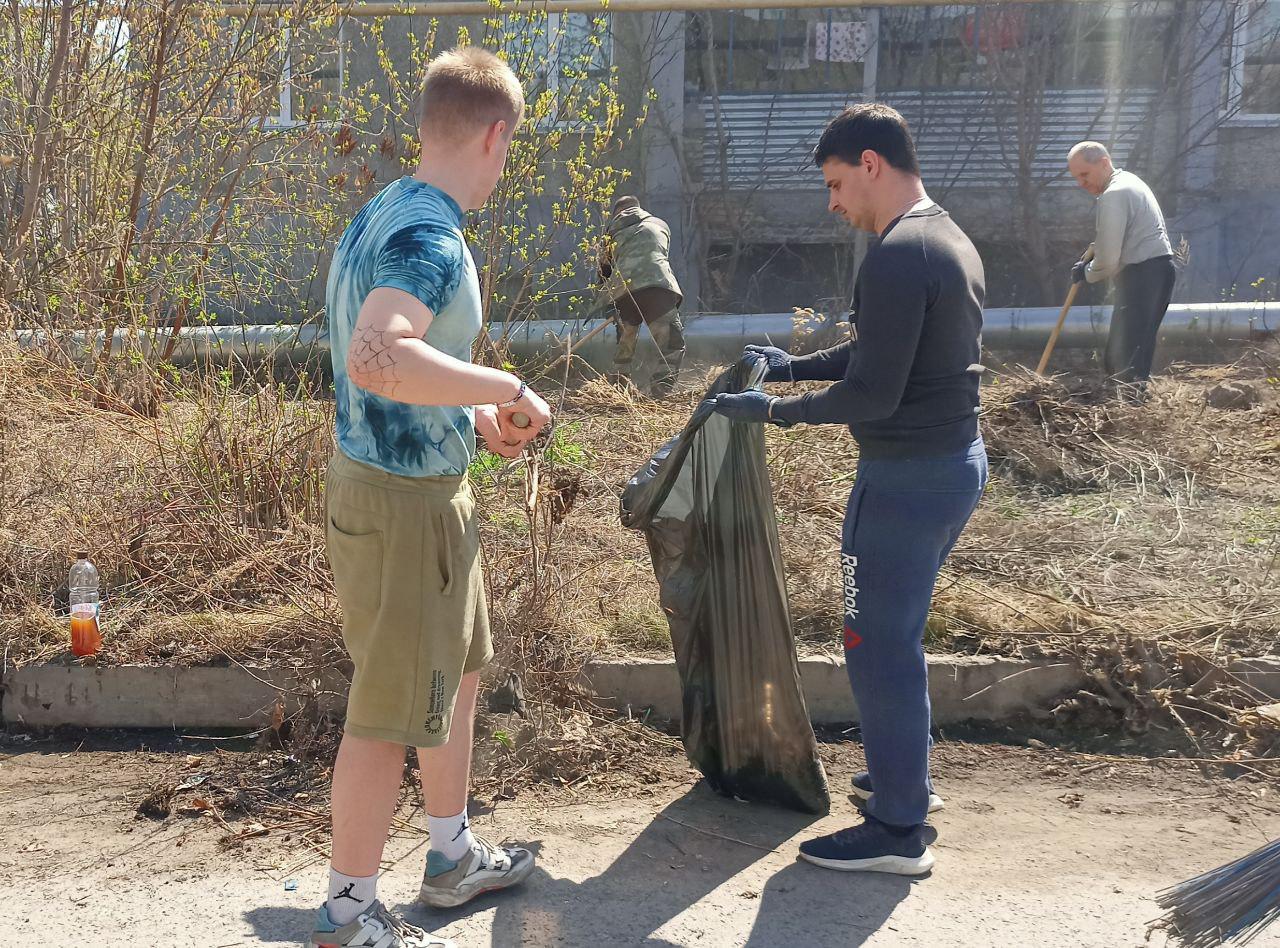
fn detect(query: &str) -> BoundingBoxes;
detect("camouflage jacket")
[598,208,683,307]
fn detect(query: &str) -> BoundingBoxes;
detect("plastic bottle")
[69,552,102,657]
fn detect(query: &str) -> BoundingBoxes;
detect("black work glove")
[1071,260,1089,285]
[708,391,794,427]
[743,344,793,382]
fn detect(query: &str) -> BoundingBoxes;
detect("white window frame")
[1225,0,1280,127]
[261,19,347,130]
[539,12,613,128]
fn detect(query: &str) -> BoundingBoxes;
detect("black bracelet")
[498,381,526,409]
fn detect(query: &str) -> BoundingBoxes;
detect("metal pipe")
[497,312,828,367]
[14,303,1278,368]
[215,0,1118,16]
[981,302,1279,350]
[11,312,830,365]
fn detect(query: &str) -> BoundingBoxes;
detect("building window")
[1228,0,1280,122]
[498,13,611,126]
[877,3,1172,93]
[92,17,131,69]
[220,18,346,128]
[269,21,347,128]
[687,5,1174,96]
[687,9,870,95]
[519,13,611,126]
[551,13,612,83]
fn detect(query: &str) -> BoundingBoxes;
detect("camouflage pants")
[613,308,686,394]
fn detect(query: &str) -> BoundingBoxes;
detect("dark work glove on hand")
[743,345,794,383]
[710,390,788,425]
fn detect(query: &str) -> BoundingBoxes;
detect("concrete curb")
[0,665,350,730]
[3,656,1277,730]
[585,655,1090,724]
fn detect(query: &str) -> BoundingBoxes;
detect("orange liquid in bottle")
[70,610,102,657]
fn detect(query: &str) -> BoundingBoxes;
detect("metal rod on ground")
[1036,248,1095,375]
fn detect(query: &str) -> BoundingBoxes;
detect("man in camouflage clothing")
[597,195,686,395]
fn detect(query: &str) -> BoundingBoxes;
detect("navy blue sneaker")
[850,770,945,814]
[798,817,935,875]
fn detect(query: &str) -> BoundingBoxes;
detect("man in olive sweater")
[1068,141,1175,390]
[597,196,686,395]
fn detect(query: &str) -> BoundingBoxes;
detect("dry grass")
[3,341,1280,767]
[743,362,1280,665]
[0,343,338,669]
[946,363,1280,655]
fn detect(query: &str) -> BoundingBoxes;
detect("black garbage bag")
[620,358,831,814]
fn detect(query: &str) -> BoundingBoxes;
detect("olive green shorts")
[325,451,492,748]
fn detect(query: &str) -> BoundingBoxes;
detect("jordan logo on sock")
[334,883,362,903]
[452,818,470,842]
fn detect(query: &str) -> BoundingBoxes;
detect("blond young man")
[312,48,549,948]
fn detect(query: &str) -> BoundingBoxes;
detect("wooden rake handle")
[1036,248,1095,376]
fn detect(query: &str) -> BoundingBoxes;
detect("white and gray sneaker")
[308,900,454,948]
[850,771,945,814]
[418,835,535,909]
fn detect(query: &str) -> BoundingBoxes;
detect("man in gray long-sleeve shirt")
[1068,141,1175,388]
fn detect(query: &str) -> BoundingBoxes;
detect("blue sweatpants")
[841,437,988,828]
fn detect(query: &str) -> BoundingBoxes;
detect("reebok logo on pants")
[842,553,863,649]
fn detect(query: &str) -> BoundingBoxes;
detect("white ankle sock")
[428,807,475,861]
[326,869,377,926]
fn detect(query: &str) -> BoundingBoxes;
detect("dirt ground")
[3,730,1278,948]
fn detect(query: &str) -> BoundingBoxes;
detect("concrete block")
[1,665,345,729]
[581,655,1087,725]
[1229,657,1280,700]
[919,656,1086,724]
[579,658,683,720]
[9,655,1272,731]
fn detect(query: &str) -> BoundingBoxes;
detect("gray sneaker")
[308,900,454,947]
[418,835,535,909]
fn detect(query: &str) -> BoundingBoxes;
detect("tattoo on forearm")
[349,327,403,397]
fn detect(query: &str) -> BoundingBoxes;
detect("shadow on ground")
[744,861,915,947]
[413,783,908,947]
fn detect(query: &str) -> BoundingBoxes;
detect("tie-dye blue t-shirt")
[326,177,483,477]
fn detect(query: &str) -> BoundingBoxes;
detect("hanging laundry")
[812,20,871,64]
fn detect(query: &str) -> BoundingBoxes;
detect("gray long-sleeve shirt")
[1085,168,1172,283]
